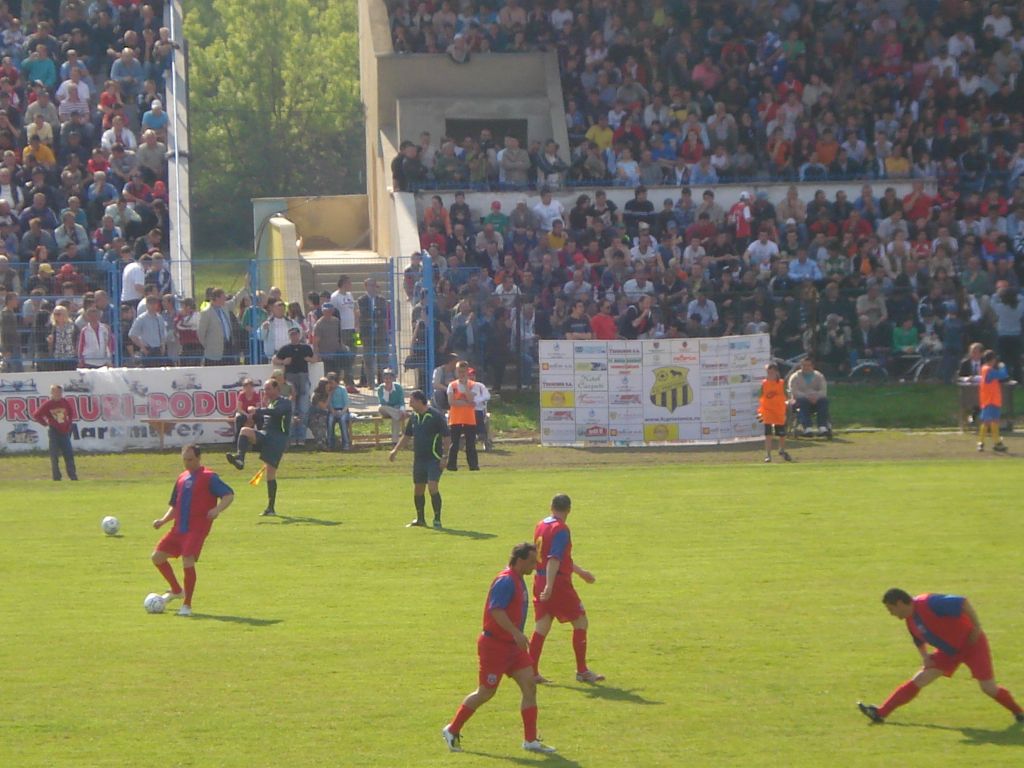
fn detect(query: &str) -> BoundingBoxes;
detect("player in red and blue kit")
[441,542,556,755]
[151,444,234,617]
[530,493,604,684]
[859,588,1024,724]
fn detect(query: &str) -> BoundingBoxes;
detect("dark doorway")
[446,119,528,146]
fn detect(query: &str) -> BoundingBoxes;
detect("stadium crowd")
[388,0,1024,191]
[405,179,1024,386]
[0,0,176,371]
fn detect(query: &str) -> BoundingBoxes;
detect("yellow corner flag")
[249,466,265,486]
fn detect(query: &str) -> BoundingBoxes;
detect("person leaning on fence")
[786,357,831,437]
[128,295,167,366]
[377,368,406,446]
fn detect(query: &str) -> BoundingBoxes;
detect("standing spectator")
[376,368,406,446]
[446,361,481,472]
[31,384,77,482]
[786,357,831,436]
[128,295,167,366]
[198,286,248,365]
[313,302,346,378]
[77,305,115,368]
[989,286,1023,383]
[259,300,294,361]
[358,277,389,387]
[273,326,315,445]
[0,290,20,371]
[330,275,358,386]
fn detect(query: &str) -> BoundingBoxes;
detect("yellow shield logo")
[649,367,693,413]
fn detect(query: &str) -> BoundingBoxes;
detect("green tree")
[185,0,364,245]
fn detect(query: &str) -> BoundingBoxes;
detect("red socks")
[448,704,475,735]
[184,566,196,607]
[155,561,181,592]
[878,680,920,718]
[529,632,546,673]
[572,628,588,673]
[994,686,1023,714]
[521,705,538,742]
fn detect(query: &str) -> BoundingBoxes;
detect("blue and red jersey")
[482,567,529,642]
[534,516,573,588]
[907,594,975,655]
[168,467,233,535]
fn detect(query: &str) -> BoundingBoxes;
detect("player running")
[226,377,291,516]
[151,444,235,616]
[441,542,556,754]
[858,588,1024,725]
[389,389,448,528]
[529,493,604,684]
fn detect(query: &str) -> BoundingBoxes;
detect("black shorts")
[256,432,287,468]
[413,458,443,484]
[764,424,786,437]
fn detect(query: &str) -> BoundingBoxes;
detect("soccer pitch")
[1,439,1022,767]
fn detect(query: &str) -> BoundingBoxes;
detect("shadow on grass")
[547,682,662,705]
[464,750,583,767]
[435,526,498,540]
[190,613,283,627]
[257,515,342,526]
[888,721,1024,746]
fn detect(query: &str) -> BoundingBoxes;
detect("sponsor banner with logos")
[0,364,322,453]
[538,335,769,446]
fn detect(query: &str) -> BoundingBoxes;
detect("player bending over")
[858,588,1024,725]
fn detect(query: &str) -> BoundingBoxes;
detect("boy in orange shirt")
[758,362,791,462]
[977,349,1009,452]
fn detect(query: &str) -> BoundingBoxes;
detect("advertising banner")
[538,335,770,446]
[0,364,322,453]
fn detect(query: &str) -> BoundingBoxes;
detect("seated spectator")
[327,373,352,450]
[786,356,831,436]
[377,367,407,445]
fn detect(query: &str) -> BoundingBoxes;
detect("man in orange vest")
[977,349,1009,452]
[447,361,482,471]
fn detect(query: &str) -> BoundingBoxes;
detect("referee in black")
[389,389,449,529]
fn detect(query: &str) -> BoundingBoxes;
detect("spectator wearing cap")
[482,200,509,235]
[141,99,169,141]
[273,326,316,443]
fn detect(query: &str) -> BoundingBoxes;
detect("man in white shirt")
[330,274,358,385]
[687,291,719,329]
[744,231,780,273]
[531,189,565,232]
[120,251,145,304]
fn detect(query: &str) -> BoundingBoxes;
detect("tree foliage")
[185,0,365,245]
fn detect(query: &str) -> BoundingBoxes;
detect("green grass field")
[1,441,1022,767]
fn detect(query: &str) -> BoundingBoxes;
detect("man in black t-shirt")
[389,390,449,529]
[564,300,593,339]
[272,326,315,443]
[619,295,655,340]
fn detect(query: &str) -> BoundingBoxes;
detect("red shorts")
[477,634,533,688]
[155,528,210,560]
[533,579,585,623]
[930,633,994,680]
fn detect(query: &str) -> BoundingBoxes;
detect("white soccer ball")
[143,593,166,614]
[101,516,120,535]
